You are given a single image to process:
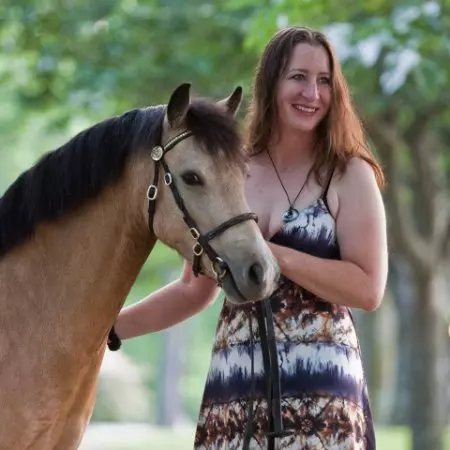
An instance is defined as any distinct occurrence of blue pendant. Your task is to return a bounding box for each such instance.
[282,208,299,223]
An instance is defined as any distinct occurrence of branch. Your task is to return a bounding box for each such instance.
[405,112,442,232]
[364,115,433,272]
[406,117,434,200]
[431,128,450,259]
[438,215,450,260]
[407,108,450,260]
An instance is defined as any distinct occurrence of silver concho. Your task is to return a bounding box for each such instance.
[151,146,164,161]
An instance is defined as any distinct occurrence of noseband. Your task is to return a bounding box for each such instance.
[107,129,257,351]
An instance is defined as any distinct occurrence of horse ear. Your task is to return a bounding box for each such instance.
[217,86,243,117]
[166,83,191,128]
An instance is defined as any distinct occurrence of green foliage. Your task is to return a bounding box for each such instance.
[0,0,261,190]
[0,0,259,125]
[229,0,450,110]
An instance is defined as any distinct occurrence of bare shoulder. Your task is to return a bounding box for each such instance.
[339,157,379,189]
[336,157,381,207]
[336,157,384,223]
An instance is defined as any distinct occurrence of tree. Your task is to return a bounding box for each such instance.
[0,0,260,187]
[0,0,258,123]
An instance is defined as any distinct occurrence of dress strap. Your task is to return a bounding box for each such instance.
[321,165,335,209]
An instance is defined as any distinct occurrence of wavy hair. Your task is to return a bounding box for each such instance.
[245,26,385,189]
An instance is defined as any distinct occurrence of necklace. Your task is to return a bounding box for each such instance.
[266,149,311,223]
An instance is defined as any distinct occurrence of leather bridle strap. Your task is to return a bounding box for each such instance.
[257,300,295,446]
[146,130,257,279]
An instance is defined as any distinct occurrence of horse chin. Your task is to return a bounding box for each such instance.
[220,273,253,305]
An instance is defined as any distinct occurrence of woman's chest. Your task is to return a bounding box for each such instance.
[245,163,325,239]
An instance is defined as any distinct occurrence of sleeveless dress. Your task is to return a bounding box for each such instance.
[194,182,375,450]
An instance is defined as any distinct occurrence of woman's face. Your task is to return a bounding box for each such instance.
[276,43,332,135]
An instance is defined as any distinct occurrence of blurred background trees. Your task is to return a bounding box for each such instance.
[1,1,449,449]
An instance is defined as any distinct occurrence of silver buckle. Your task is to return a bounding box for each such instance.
[190,227,200,240]
[147,185,158,200]
[193,242,203,256]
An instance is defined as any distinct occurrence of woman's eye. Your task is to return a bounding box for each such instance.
[291,73,305,81]
[181,171,203,186]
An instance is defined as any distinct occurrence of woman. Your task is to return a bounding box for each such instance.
[114,26,388,450]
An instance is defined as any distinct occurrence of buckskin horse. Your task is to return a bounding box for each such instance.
[0,83,279,449]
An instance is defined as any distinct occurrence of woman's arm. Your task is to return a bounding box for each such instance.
[114,262,220,339]
[268,158,388,312]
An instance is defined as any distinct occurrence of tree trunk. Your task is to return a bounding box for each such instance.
[389,257,414,425]
[447,342,450,422]
[410,269,447,450]
[352,309,380,420]
[156,321,190,426]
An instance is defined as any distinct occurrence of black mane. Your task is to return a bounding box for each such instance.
[0,99,244,257]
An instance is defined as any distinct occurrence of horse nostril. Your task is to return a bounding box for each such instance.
[248,262,264,287]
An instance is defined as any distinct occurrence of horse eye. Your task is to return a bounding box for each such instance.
[181,171,203,186]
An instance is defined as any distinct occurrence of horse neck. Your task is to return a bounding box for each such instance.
[1,178,155,355]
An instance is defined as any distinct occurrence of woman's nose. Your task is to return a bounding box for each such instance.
[301,81,319,101]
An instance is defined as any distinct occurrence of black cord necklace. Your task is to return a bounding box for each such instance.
[266,149,312,223]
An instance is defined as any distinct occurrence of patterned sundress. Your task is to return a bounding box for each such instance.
[194,181,376,450]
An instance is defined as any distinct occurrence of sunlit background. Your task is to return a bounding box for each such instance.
[1,1,449,449]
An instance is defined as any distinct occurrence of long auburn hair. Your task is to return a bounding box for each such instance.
[245,26,385,189]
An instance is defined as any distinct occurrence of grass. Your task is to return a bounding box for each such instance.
[137,428,450,450]
[81,424,450,450]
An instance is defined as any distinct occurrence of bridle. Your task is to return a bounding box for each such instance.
[107,129,257,351]
[146,129,257,278]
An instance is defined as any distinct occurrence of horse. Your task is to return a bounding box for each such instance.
[0,83,279,450]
